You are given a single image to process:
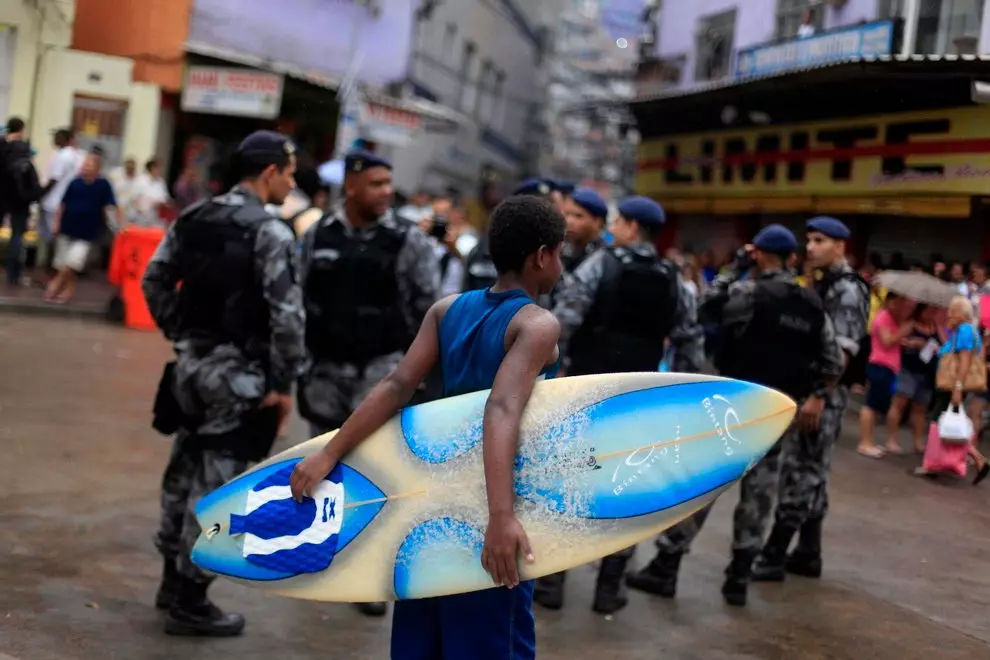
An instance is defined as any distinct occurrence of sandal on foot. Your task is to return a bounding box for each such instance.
[858,445,886,459]
[974,463,990,486]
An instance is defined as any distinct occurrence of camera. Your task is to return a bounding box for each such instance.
[430,215,449,240]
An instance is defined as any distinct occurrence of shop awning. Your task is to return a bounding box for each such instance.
[632,54,990,139]
[661,195,972,218]
[184,40,466,132]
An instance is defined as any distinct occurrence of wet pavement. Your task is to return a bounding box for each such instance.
[0,315,988,660]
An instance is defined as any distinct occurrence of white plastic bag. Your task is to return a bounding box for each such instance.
[938,406,974,444]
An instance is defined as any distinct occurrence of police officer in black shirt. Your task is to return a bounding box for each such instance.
[626,224,843,607]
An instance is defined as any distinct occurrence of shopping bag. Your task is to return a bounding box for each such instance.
[937,406,973,444]
[922,422,969,477]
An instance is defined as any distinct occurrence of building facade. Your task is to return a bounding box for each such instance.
[632,0,990,264]
[392,0,556,198]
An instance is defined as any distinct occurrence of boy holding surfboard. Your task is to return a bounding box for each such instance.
[290,195,566,660]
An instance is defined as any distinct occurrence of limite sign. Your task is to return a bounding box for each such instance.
[182,66,284,120]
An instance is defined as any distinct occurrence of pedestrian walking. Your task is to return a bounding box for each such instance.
[1,117,43,287]
[297,149,440,617]
[538,196,704,614]
[625,224,844,606]
[142,130,306,636]
[752,216,869,583]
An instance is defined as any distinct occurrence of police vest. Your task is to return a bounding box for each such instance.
[464,240,498,291]
[715,279,826,400]
[568,247,679,376]
[304,219,410,365]
[172,198,270,357]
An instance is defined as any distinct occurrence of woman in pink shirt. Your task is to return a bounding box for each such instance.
[858,293,915,458]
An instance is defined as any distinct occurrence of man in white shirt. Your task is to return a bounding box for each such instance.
[132,157,170,225]
[108,157,139,220]
[39,128,84,267]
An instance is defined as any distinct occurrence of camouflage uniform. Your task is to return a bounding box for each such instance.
[767,261,868,550]
[537,240,703,613]
[297,205,440,437]
[652,268,844,556]
[554,241,706,374]
[627,265,844,603]
[143,187,306,586]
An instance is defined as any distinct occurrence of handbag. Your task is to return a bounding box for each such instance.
[937,405,974,444]
[935,328,988,392]
[923,422,969,477]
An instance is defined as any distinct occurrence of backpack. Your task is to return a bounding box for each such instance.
[7,154,43,204]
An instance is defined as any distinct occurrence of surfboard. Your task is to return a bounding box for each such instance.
[191,372,796,603]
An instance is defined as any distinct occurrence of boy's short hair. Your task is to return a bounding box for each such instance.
[488,195,565,274]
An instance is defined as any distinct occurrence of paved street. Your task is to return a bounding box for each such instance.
[0,315,988,660]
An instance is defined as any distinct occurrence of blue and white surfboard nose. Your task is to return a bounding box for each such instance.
[191,460,388,582]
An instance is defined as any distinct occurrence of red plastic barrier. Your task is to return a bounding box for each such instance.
[108,225,166,330]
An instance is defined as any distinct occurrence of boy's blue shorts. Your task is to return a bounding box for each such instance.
[390,581,536,660]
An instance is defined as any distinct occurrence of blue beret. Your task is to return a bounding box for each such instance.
[806,216,850,240]
[237,130,296,162]
[512,177,552,196]
[753,223,797,255]
[570,187,608,219]
[617,196,666,226]
[344,149,392,174]
[547,178,575,195]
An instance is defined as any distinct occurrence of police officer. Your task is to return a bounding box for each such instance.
[297,149,440,617]
[752,216,869,583]
[538,196,704,614]
[625,224,844,607]
[560,187,608,275]
[463,177,552,291]
[142,130,306,636]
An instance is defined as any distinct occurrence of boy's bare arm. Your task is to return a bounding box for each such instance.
[481,307,561,588]
[290,296,456,500]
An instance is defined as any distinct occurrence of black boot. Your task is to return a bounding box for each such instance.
[721,550,756,607]
[154,558,180,610]
[355,602,388,617]
[533,572,566,610]
[592,554,630,615]
[164,578,246,637]
[750,523,797,583]
[625,552,682,599]
[785,517,823,578]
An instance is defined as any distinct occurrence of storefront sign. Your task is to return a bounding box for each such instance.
[735,20,895,79]
[636,106,990,197]
[360,100,422,147]
[181,66,284,119]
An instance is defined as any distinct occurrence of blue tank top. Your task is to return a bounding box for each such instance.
[438,289,558,398]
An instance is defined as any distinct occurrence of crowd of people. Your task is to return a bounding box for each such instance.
[0,116,174,303]
[5,120,986,658]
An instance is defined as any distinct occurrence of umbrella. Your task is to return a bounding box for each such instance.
[874,270,959,307]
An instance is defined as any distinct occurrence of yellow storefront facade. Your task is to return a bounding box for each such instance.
[634,105,990,265]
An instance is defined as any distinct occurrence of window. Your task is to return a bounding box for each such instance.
[476,60,493,119]
[775,0,825,40]
[442,23,457,64]
[878,0,905,19]
[915,0,985,54]
[458,41,477,111]
[492,70,506,128]
[694,9,736,82]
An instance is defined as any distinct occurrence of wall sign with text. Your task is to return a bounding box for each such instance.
[636,106,990,197]
[181,66,284,120]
